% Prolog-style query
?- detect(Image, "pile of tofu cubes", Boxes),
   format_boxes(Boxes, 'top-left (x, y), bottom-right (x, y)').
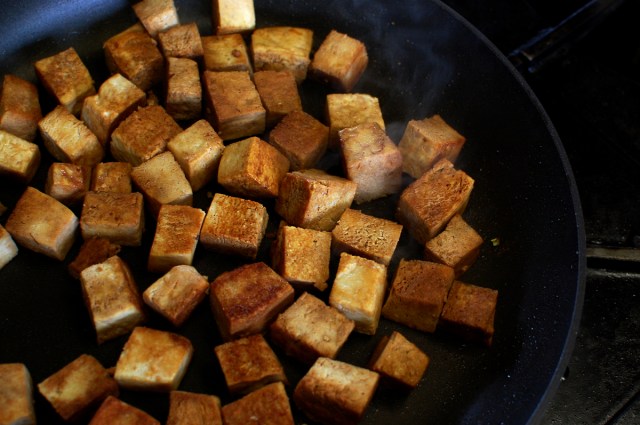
top-left (0, 0), bottom-right (499, 424)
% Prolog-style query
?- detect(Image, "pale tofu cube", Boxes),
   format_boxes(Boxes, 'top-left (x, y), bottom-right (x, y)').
top-left (133, 0), bottom-right (180, 38)
top-left (67, 237), bottom-right (121, 279)
top-left (5, 187), bottom-right (78, 260)
top-left (80, 191), bottom-right (145, 246)
top-left (254, 70), bottom-right (302, 128)
top-left (326, 93), bottom-right (384, 148)
top-left (221, 382), bottom-right (293, 425)
top-left (251, 27), bottom-right (313, 83)
top-left (45, 162), bottom-right (91, 205)
top-left (269, 110), bottom-right (328, 170)
top-left (158, 22), bottom-right (204, 59)
top-left (80, 256), bottom-right (145, 343)
top-left (91, 162), bottom-right (133, 193)
top-left (0, 75), bottom-right (42, 142)
top-left (200, 193), bottom-right (268, 259)
top-left (202, 34), bottom-right (252, 73)
top-left (34, 47), bottom-right (95, 115)
top-left (368, 331), bottom-right (429, 389)
top-left (0, 130), bottom-right (40, 183)
top-left (212, 0), bottom-right (255, 35)
top-left (0, 224), bottom-right (19, 270)
top-left (329, 253), bottom-right (388, 335)
top-left (89, 396), bottom-right (160, 425)
top-left (167, 119), bottom-right (224, 191)
top-left (37, 354), bottom-right (119, 422)
top-left (114, 326), bottom-right (194, 391)
top-left (165, 57), bottom-right (202, 120)
top-left (217, 136), bottom-right (290, 198)
top-left (0, 363), bottom-right (36, 425)
top-left (309, 30), bottom-right (368, 92)
top-left (167, 391), bottom-right (222, 425)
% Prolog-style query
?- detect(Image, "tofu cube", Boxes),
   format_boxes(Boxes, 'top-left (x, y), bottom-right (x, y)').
top-left (0, 363), bottom-right (36, 425)
top-left (329, 253), bottom-right (387, 335)
top-left (271, 223), bottom-right (332, 291)
top-left (114, 326), bottom-right (194, 391)
top-left (111, 105), bottom-right (182, 166)
top-left (91, 162), bottom-right (133, 193)
top-left (399, 114), bottom-right (467, 178)
top-left (214, 333), bottom-right (287, 395)
top-left (81, 73), bottom-right (147, 145)
top-left (39, 105), bottom-right (104, 166)
top-left (200, 193), bottom-right (268, 259)
top-left (326, 93), bottom-right (384, 148)
top-left (332, 208), bottom-right (403, 266)
top-left (202, 34), bottom-right (252, 73)
top-left (0, 75), bottom-right (42, 142)
top-left (270, 292), bottom-right (354, 365)
top-left (80, 191), bottom-right (145, 246)
top-left (0, 224), bottom-right (19, 270)
top-left (439, 280), bottom-right (498, 347)
top-left (34, 47), bottom-right (95, 115)
top-left (202, 70), bottom-right (265, 140)
top-left (396, 159), bottom-right (475, 244)
top-left (131, 151), bottom-right (193, 216)
top-left (67, 237), bottom-right (121, 279)
top-left (293, 357), bottom-right (379, 425)
top-left (268, 110), bottom-right (328, 170)
top-left (251, 27), bottom-right (313, 83)
top-left (165, 57), bottom-right (202, 121)
top-left (143, 265), bottom-right (209, 326)
top-left (167, 391), bottom-right (222, 425)
top-left (369, 331), bottom-right (429, 389)
top-left (80, 256), bottom-right (145, 343)
top-left (89, 396), bottom-right (160, 425)
top-left (5, 187), bottom-right (77, 260)
top-left (45, 162), bottom-right (91, 205)
top-left (212, 0), bottom-right (255, 35)
top-left (309, 30), bottom-right (368, 92)
top-left (158, 22), bottom-right (204, 59)
top-left (217, 136), bottom-right (290, 198)
top-left (381, 259), bottom-right (455, 333)
top-left (275, 169), bottom-right (357, 231)
top-left (133, 0), bottom-right (180, 38)
top-left (424, 213), bottom-right (484, 277)
top-left (0, 129), bottom-right (40, 183)
top-left (254, 71), bottom-right (302, 128)
top-left (167, 119), bottom-right (224, 191)
top-left (340, 122), bottom-right (403, 203)
top-left (147, 205), bottom-right (205, 273)
top-left (221, 382), bottom-right (293, 425)
top-left (37, 354), bottom-right (119, 422)
top-left (209, 262), bottom-right (294, 341)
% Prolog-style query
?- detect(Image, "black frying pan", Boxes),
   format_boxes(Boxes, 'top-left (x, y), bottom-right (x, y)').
top-left (0, 0), bottom-right (585, 424)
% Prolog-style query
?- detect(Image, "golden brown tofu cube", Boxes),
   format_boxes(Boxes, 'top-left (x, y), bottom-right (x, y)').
top-left (165, 57), bottom-right (202, 121)
top-left (45, 162), bottom-right (91, 205)
top-left (200, 193), bottom-right (268, 259)
top-left (81, 73), bottom-right (147, 146)
top-left (143, 265), bottom-right (209, 326)
top-left (147, 205), bottom-right (205, 273)
top-left (396, 159), bottom-right (475, 244)
top-left (91, 162), bottom-right (133, 193)
top-left (215, 333), bottom-right (287, 395)
top-left (80, 191), bottom-right (145, 246)
top-left (329, 253), bottom-right (387, 335)
top-left (0, 130), bottom-right (40, 183)
top-left (424, 213), bottom-right (483, 277)
top-left (89, 396), bottom-right (160, 425)
top-left (5, 187), bottom-right (77, 260)
top-left (218, 136), bottom-right (290, 198)
top-left (202, 34), bottom-right (252, 72)
top-left (67, 237), bottom-right (121, 279)
top-left (293, 357), bottom-right (379, 425)
top-left (399, 114), bottom-right (466, 178)
top-left (439, 280), bottom-right (498, 347)
top-left (0, 224), bottom-right (19, 271)
top-left (221, 381), bottom-right (293, 425)
top-left (381, 259), bottom-right (454, 333)
top-left (0, 75), bottom-right (41, 142)
top-left (212, 0), bottom-right (255, 35)
top-left (202, 70), bottom-right (265, 140)
top-left (309, 30), bottom-right (368, 92)
top-left (39, 105), bottom-right (104, 166)
top-left (133, 0), bottom-right (180, 38)
top-left (269, 110), bottom-right (328, 170)
top-left (34, 47), bottom-right (95, 115)
top-left (114, 326), bottom-right (193, 391)
top-left (369, 331), bottom-right (429, 389)
top-left (37, 354), bottom-right (119, 422)
top-left (209, 262), bottom-right (294, 341)
top-left (331, 208), bottom-right (403, 266)
top-left (158, 22), bottom-right (204, 59)
top-left (251, 27), bottom-right (313, 83)
top-left (270, 292), bottom-right (354, 365)
top-left (275, 169), bottom-right (357, 231)
top-left (326, 93), bottom-right (384, 148)
top-left (254, 70), bottom-right (302, 128)
top-left (167, 391), bottom-right (222, 425)
top-left (111, 104), bottom-right (182, 166)
top-left (0, 363), bottom-right (36, 425)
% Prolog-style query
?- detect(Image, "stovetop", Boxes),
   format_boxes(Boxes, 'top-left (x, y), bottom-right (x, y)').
top-left (442, 0), bottom-right (640, 423)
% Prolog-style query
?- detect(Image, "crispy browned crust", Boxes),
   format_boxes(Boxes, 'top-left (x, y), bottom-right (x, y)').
top-left (254, 71), bottom-right (303, 128)
top-left (251, 26), bottom-right (313, 83)
top-left (202, 34), bottom-right (252, 72)
top-left (0, 363), bottom-right (36, 425)
top-left (91, 162), bottom-right (133, 194)
top-left (167, 391), bottom-right (222, 425)
top-left (325, 93), bottom-right (384, 148)
top-left (221, 382), bottom-right (294, 425)
top-left (269, 110), bottom-right (328, 170)
top-left (369, 331), bottom-right (430, 389)
top-left (0, 129), bottom-right (41, 183)
top-left (45, 163), bottom-right (91, 206)
top-left (68, 237), bottom-right (121, 279)
top-left (0, 74), bottom-right (42, 142)
top-left (89, 396), bottom-right (160, 425)
top-left (158, 23), bottom-right (204, 59)
top-left (165, 57), bottom-right (202, 121)
top-left (104, 29), bottom-right (164, 91)
top-left (80, 191), bottom-right (145, 246)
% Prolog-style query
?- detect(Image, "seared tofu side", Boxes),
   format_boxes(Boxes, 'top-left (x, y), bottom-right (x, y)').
top-left (91, 162), bottom-right (133, 194)
top-left (202, 34), bottom-right (252, 73)
top-left (0, 129), bottom-right (40, 183)
top-left (158, 22), bottom-right (204, 60)
top-left (220, 381), bottom-right (294, 425)
top-left (212, 0), bottom-right (255, 35)
top-left (268, 109), bottom-right (328, 170)
top-left (45, 162), bottom-right (92, 206)
top-left (165, 57), bottom-right (202, 121)
top-left (0, 363), bottom-right (36, 425)
top-left (309, 29), bottom-right (368, 92)
top-left (251, 26), bottom-right (313, 83)
top-left (369, 331), bottom-right (430, 389)
top-left (254, 70), bottom-right (303, 128)
top-left (89, 396), bottom-right (160, 425)
top-left (167, 391), bottom-right (223, 425)
top-left (0, 74), bottom-right (42, 142)
top-left (325, 93), bottom-right (384, 148)
top-left (80, 191), bottom-right (145, 246)
top-left (133, 0), bottom-right (180, 38)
